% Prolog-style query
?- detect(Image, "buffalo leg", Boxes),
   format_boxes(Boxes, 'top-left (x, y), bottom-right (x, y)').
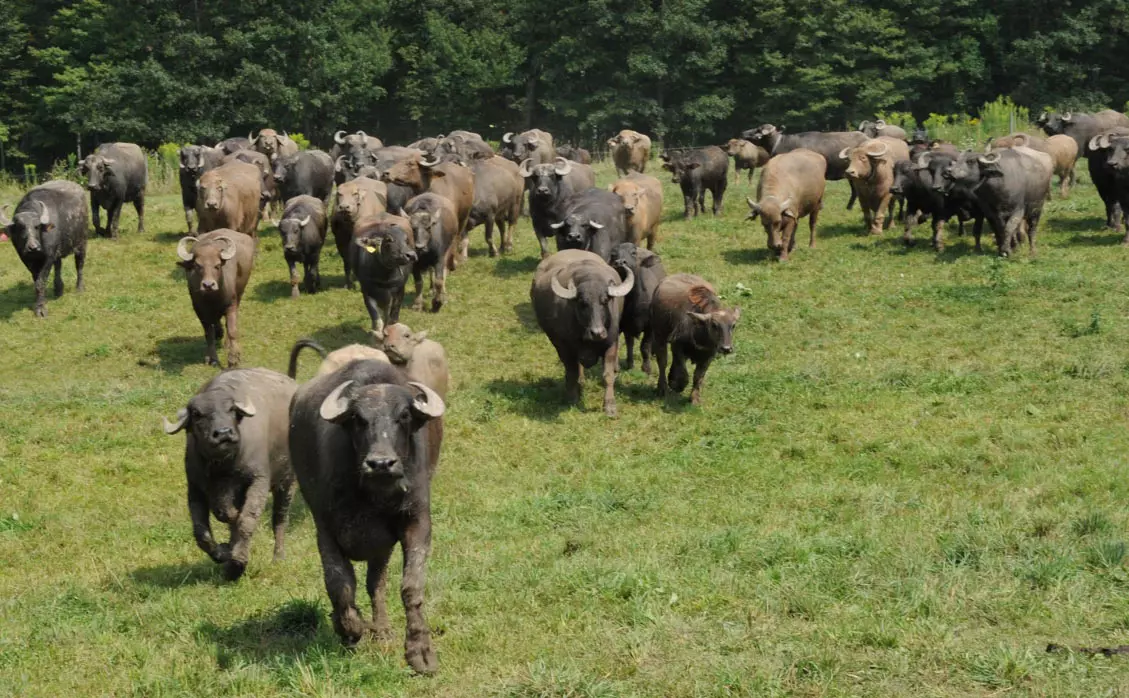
top-left (690, 357), bottom-right (714, 406)
top-left (602, 340), bottom-right (619, 417)
top-left (556, 346), bottom-right (581, 405)
top-left (270, 478), bottom-right (295, 561)
top-left (288, 258), bottom-right (301, 299)
top-left (809, 200), bottom-right (821, 248)
top-left (184, 206), bottom-right (196, 235)
top-left (223, 474), bottom-right (270, 581)
top-left (1026, 211), bottom-right (1042, 257)
top-left (872, 196), bottom-right (890, 235)
top-left (53, 258), bottom-right (64, 297)
top-left (640, 329), bottom-right (653, 375)
top-left (484, 217), bottom-right (497, 257)
top-left (224, 304), bottom-right (241, 368)
top-left (74, 242), bottom-right (86, 292)
top-left (861, 205), bottom-right (874, 237)
top-left (317, 529), bottom-right (365, 647)
top-left (364, 292), bottom-right (385, 336)
top-left (500, 218), bottom-right (513, 254)
top-left (399, 515), bottom-right (437, 674)
top-left (459, 224), bottom-right (470, 263)
top-left (536, 232), bottom-right (552, 259)
top-left (973, 216), bottom-right (984, 253)
top-left (712, 181), bottom-right (726, 216)
top-left (303, 259), bottom-right (317, 295)
top-left (31, 265), bottom-right (49, 318)
top-left (411, 266), bottom-right (426, 312)
top-left (623, 332), bottom-right (636, 371)
top-left (135, 195), bottom-right (145, 235)
top-left (188, 482), bottom-right (228, 563)
top-left (931, 215), bottom-right (945, 252)
top-left (432, 259), bottom-right (448, 313)
top-left (779, 220), bottom-right (796, 261)
top-left (202, 319), bottom-right (219, 365)
top-left (91, 194), bottom-right (103, 237)
top-left (846, 180), bottom-right (858, 210)
top-left (388, 286), bottom-right (404, 325)
top-left (683, 193), bottom-right (694, 219)
top-left (669, 345), bottom-right (690, 393)
top-left (365, 538), bottom-right (396, 639)
top-left (655, 338), bottom-right (670, 396)
top-left (108, 199), bottom-right (124, 239)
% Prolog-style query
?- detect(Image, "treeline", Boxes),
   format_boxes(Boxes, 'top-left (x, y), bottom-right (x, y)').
top-left (3, 0), bottom-right (1129, 168)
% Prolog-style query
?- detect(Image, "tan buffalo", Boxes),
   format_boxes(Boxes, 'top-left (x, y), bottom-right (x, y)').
top-left (841, 137), bottom-right (911, 235)
top-left (610, 173), bottom-right (663, 250)
top-left (608, 130), bottom-right (652, 175)
top-left (745, 149), bottom-right (826, 261)
top-left (196, 161), bottom-right (263, 237)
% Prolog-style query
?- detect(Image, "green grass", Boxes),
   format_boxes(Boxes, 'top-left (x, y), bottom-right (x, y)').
top-left (4, 160), bottom-right (1129, 696)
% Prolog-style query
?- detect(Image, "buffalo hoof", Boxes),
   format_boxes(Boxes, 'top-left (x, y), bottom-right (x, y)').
top-left (210, 543), bottom-right (233, 563)
top-left (431, 299), bottom-right (444, 314)
top-left (488, 247), bottom-right (498, 258)
top-left (34, 306), bottom-right (47, 319)
top-left (290, 285), bottom-right (300, 299)
top-left (411, 297), bottom-right (425, 312)
top-left (204, 356), bottom-right (219, 366)
top-left (365, 619), bottom-right (393, 641)
top-left (405, 644), bottom-right (438, 675)
top-left (222, 559), bottom-right (246, 581)
top-left (903, 236), bottom-right (915, 247)
top-left (604, 402), bottom-right (618, 418)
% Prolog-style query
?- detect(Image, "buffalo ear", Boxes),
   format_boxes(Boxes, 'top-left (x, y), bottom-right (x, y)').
top-left (731, 307), bottom-right (742, 322)
top-left (640, 253), bottom-right (661, 268)
top-left (688, 311), bottom-right (712, 324)
top-left (163, 408), bottom-right (189, 435)
top-left (686, 162), bottom-right (701, 170)
top-left (687, 284), bottom-right (714, 309)
top-left (319, 380), bottom-right (354, 422)
top-left (233, 399), bottom-right (256, 418)
top-left (414, 330), bottom-right (428, 341)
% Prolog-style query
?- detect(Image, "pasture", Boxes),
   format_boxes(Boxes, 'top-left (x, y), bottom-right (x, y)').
top-left (3, 160), bottom-right (1129, 696)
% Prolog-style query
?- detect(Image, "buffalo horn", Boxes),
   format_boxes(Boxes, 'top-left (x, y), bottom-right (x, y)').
top-left (162, 408), bottom-right (189, 435)
top-left (176, 237), bottom-right (197, 262)
top-left (502, 132), bottom-right (514, 144)
top-left (875, 119), bottom-right (887, 129)
top-left (408, 382), bottom-right (446, 418)
top-left (233, 399), bottom-right (256, 417)
top-left (549, 220), bottom-right (566, 229)
top-left (420, 155), bottom-right (440, 168)
top-left (519, 158), bottom-right (534, 177)
top-left (334, 130), bottom-right (347, 145)
top-left (1089, 134), bottom-right (1108, 151)
top-left (215, 235), bottom-right (238, 260)
top-left (550, 271), bottom-right (578, 299)
top-left (608, 267), bottom-right (634, 298)
top-left (588, 220), bottom-right (604, 230)
top-left (553, 156), bottom-right (572, 176)
top-left (914, 152), bottom-right (932, 169)
top-left (838, 147), bottom-right (851, 160)
top-left (319, 380), bottom-right (353, 421)
top-left (1062, 112), bottom-right (1073, 122)
top-left (866, 142), bottom-right (889, 158)
top-left (298, 215), bottom-right (311, 227)
top-left (978, 152), bottom-right (1001, 165)
top-left (34, 200), bottom-right (50, 226)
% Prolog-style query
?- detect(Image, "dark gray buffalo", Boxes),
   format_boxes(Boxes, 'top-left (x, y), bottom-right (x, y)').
top-left (550, 188), bottom-right (630, 261)
top-left (521, 157), bottom-right (596, 258)
top-left (742, 124), bottom-right (867, 207)
top-left (2, 180), bottom-right (88, 318)
top-left (661, 146), bottom-right (728, 218)
top-left (279, 195), bottom-right (328, 298)
top-left (609, 242), bottom-right (666, 374)
top-left (891, 152), bottom-right (980, 250)
top-left (467, 156), bottom-right (523, 256)
top-left (162, 368), bottom-right (298, 581)
top-left (350, 212), bottom-right (417, 337)
top-left (530, 249), bottom-right (634, 417)
top-left (1086, 129), bottom-right (1129, 232)
top-left (942, 148), bottom-right (1053, 257)
top-left (1038, 110), bottom-right (1129, 156)
top-left (273, 150), bottom-right (334, 204)
top-left (179, 145), bottom-right (225, 234)
top-left (81, 142), bottom-right (147, 238)
top-left (288, 355), bottom-right (445, 674)
top-left (1101, 135), bottom-right (1129, 243)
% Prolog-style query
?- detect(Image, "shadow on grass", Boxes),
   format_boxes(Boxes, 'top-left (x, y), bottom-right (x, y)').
top-left (151, 335), bottom-right (207, 374)
top-left (0, 280), bottom-right (33, 321)
top-left (1068, 231), bottom-right (1125, 247)
top-left (130, 559), bottom-right (222, 588)
top-left (484, 377), bottom-right (575, 421)
top-left (615, 376), bottom-right (699, 413)
top-left (250, 279), bottom-right (295, 303)
top-left (512, 301), bottom-right (540, 333)
top-left (154, 230), bottom-right (188, 243)
top-left (722, 247), bottom-right (775, 265)
top-left (493, 255), bottom-right (539, 278)
top-left (198, 599), bottom-right (336, 665)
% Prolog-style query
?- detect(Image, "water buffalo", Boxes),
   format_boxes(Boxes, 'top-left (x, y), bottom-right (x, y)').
top-left (382, 322), bottom-right (450, 399)
top-left (288, 357), bottom-right (445, 674)
top-left (891, 152), bottom-right (977, 251)
top-left (279, 196), bottom-right (328, 298)
top-left (521, 157), bottom-right (597, 258)
top-left (176, 230), bottom-right (255, 366)
top-left (530, 249), bottom-right (634, 417)
top-left (858, 119), bottom-right (908, 141)
top-left (651, 274), bottom-right (740, 406)
top-left (3, 180), bottom-right (88, 317)
top-left (943, 147), bottom-right (1053, 256)
top-left (1085, 129), bottom-right (1129, 231)
top-left (435, 132), bottom-right (493, 162)
top-left (661, 146), bottom-right (728, 218)
top-left (162, 368), bottom-right (297, 581)
top-left (382, 154), bottom-right (474, 261)
top-left (179, 145), bottom-right (225, 233)
top-left (350, 212), bottom-right (417, 336)
top-left (502, 129), bottom-right (555, 165)
top-left (551, 188), bottom-right (630, 261)
top-left (841, 137), bottom-right (911, 235)
top-left (273, 150), bottom-right (334, 204)
top-left (332, 177), bottom-right (388, 288)
top-left (742, 125), bottom-right (867, 208)
top-left (724, 138), bottom-right (770, 184)
top-left (610, 173), bottom-right (663, 250)
top-left (556, 144), bottom-right (592, 164)
top-left (331, 130), bottom-right (383, 163)
top-left (81, 142), bottom-right (147, 238)
top-left (609, 242), bottom-right (666, 373)
top-left (223, 149), bottom-right (276, 219)
top-left (287, 339), bottom-right (391, 379)
top-left (467, 156), bottom-right (523, 256)
top-left (402, 193), bottom-right (459, 312)
top-left (745, 148), bottom-right (826, 261)
top-left (1102, 136), bottom-right (1129, 243)
top-left (1038, 110), bottom-right (1129, 156)
top-left (607, 130), bottom-right (652, 175)
top-left (216, 137), bottom-right (251, 155)
top-left (358, 146), bottom-right (424, 211)
top-left (250, 128), bottom-right (298, 162)
top-left (196, 161), bottom-right (263, 237)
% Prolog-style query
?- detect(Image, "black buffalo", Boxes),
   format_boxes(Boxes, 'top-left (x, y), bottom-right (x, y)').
top-left (81, 142), bottom-right (148, 238)
top-left (551, 188), bottom-right (630, 261)
top-left (660, 146), bottom-right (728, 218)
top-left (273, 150), bottom-right (334, 204)
top-left (179, 145), bottom-right (225, 234)
top-left (521, 156), bottom-right (596, 258)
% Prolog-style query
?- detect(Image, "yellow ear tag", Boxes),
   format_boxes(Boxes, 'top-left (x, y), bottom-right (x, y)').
top-left (364, 244), bottom-right (377, 253)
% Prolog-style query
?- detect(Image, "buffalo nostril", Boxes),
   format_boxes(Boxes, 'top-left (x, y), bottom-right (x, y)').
top-left (364, 457), bottom-right (397, 472)
top-left (212, 427), bottom-right (233, 439)
top-left (720, 345), bottom-right (733, 355)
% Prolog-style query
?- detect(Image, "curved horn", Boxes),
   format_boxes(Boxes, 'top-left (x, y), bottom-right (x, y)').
top-left (163, 408), bottom-right (189, 435)
top-left (0, 203), bottom-right (10, 226)
top-left (1062, 111), bottom-right (1073, 122)
top-left (587, 220), bottom-right (604, 230)
top-left (232, 399), bottom-right (256, 417)
top-left (553, 156), bottom-right (572, 176)
top-left (1012, 132), bottom-right (1029, 146)
top-left (838, 147), bottom-right (851, 160)
top-left (176, 236), bottom-right (197, 262)
top-left (419, 155), bottom-right (440, 168)
top-left (875, 119), bottom-right (887, 129)
top-left (550, 270), bottom-right (578, 299)
top-left (298, 215), bottom-right (311, 227)
top-left (978, 152), bottom-right (1001, 166)
top-left (745, 197), bottom-right (761, 218)
top-left (865, 142), bottom-right (889, 158)
top-left (608, 266), bottom-right (634, 298)
top-left (215, 235), bottom-right (238, 260)
top-left (502, 132), bottom-right (514, 144)
top-left (334, 130), bottom-right (347, 145)
top-left (280, 130), bottom-right (289, 141)
top-left (33, 200), bottom-right (50, 226)
top-left (549, 220), bottom-right (566, 229)
top-left (519, 158), bottom-right (534, 177)
top-left (914, 152), bottom-right (932, 169)
top-left (248, 131), bottom-right (257, 146)
top-left (355, 130), bottom-right (367, 140)
top-left (1089, 134), bottom-right (1108, 151)
top-left (319, 380), bottom-right (354, 421)
top-left (335, 155), bottom-right (346, 172)
top-left (408, 382), bottom-right (446, 418)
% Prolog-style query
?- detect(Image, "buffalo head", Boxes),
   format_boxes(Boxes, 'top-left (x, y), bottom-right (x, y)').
top-left (163, 390), bottom-right (257, 462)
top-left (177, 234), bottom-right (237, 292)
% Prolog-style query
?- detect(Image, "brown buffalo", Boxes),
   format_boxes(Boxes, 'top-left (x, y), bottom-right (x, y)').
top-left (607, 130), bottom-right (652, 175)
top-left (724, 138), bottom-right (770, 184)
top-left (250, 128), bottom-right (298, 162)
top-left (382, 155), bottom-right (474, 261)
top-left (196, 161), bottom-right (263, 237)
top-left (610, 173), bottom-right (663, 250)
top-left (841, 137), bottom-right (911, 235)
top-left (176, 230), bottom-right (255, 367)
top-left (745, 149), bottom-right (827, 261)
top-left (332, 177), bottom-right (388, 288)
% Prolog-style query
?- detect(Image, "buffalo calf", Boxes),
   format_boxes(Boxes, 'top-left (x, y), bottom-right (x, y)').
top-left (176, 230), bottom-right (255, 367)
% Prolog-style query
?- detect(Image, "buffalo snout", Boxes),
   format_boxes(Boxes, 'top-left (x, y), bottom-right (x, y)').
top-left (536, 186), bottom-right (550, 196)
top-left (212, 426), bottom-right (236, 441)
top-left (362, 454), bottom-right (403, 477)
top-left (200, 279), bottom-right (219, 292)
top-left (585, 326), bottom-right (607, 341)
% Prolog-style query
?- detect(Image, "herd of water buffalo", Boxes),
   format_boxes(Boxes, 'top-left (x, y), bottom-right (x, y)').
top-left (3, 109), bottom-right (1129, 673)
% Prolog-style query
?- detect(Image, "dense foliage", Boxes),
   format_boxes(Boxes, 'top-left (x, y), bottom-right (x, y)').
top-left (3, 0), bottom-right (1129, 166)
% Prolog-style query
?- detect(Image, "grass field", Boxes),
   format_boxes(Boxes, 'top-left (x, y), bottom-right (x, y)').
top-left (3, 160), bottom-right (1129, 697)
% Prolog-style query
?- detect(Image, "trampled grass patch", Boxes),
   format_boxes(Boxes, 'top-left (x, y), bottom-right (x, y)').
top-left (3, 161), bottom-right (1129, 695)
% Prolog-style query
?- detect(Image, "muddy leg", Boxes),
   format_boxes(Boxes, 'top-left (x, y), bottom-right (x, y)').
top-left (53, 258), bottom-right (64, 297)
top-left (400, 516), bottom-right (437, 674)
top-left (602, 340), bottom-right (620, 417)
top-left (690, 358), bottom-right (714, 406)
top-left (270, 478), bottom-right (295, 561)
top-left (366, 539), bottom-right (396, 639)
top-left (317, 529), bottom-right (365, 647)
top-left (224, 304), bottom-right (241, 368)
